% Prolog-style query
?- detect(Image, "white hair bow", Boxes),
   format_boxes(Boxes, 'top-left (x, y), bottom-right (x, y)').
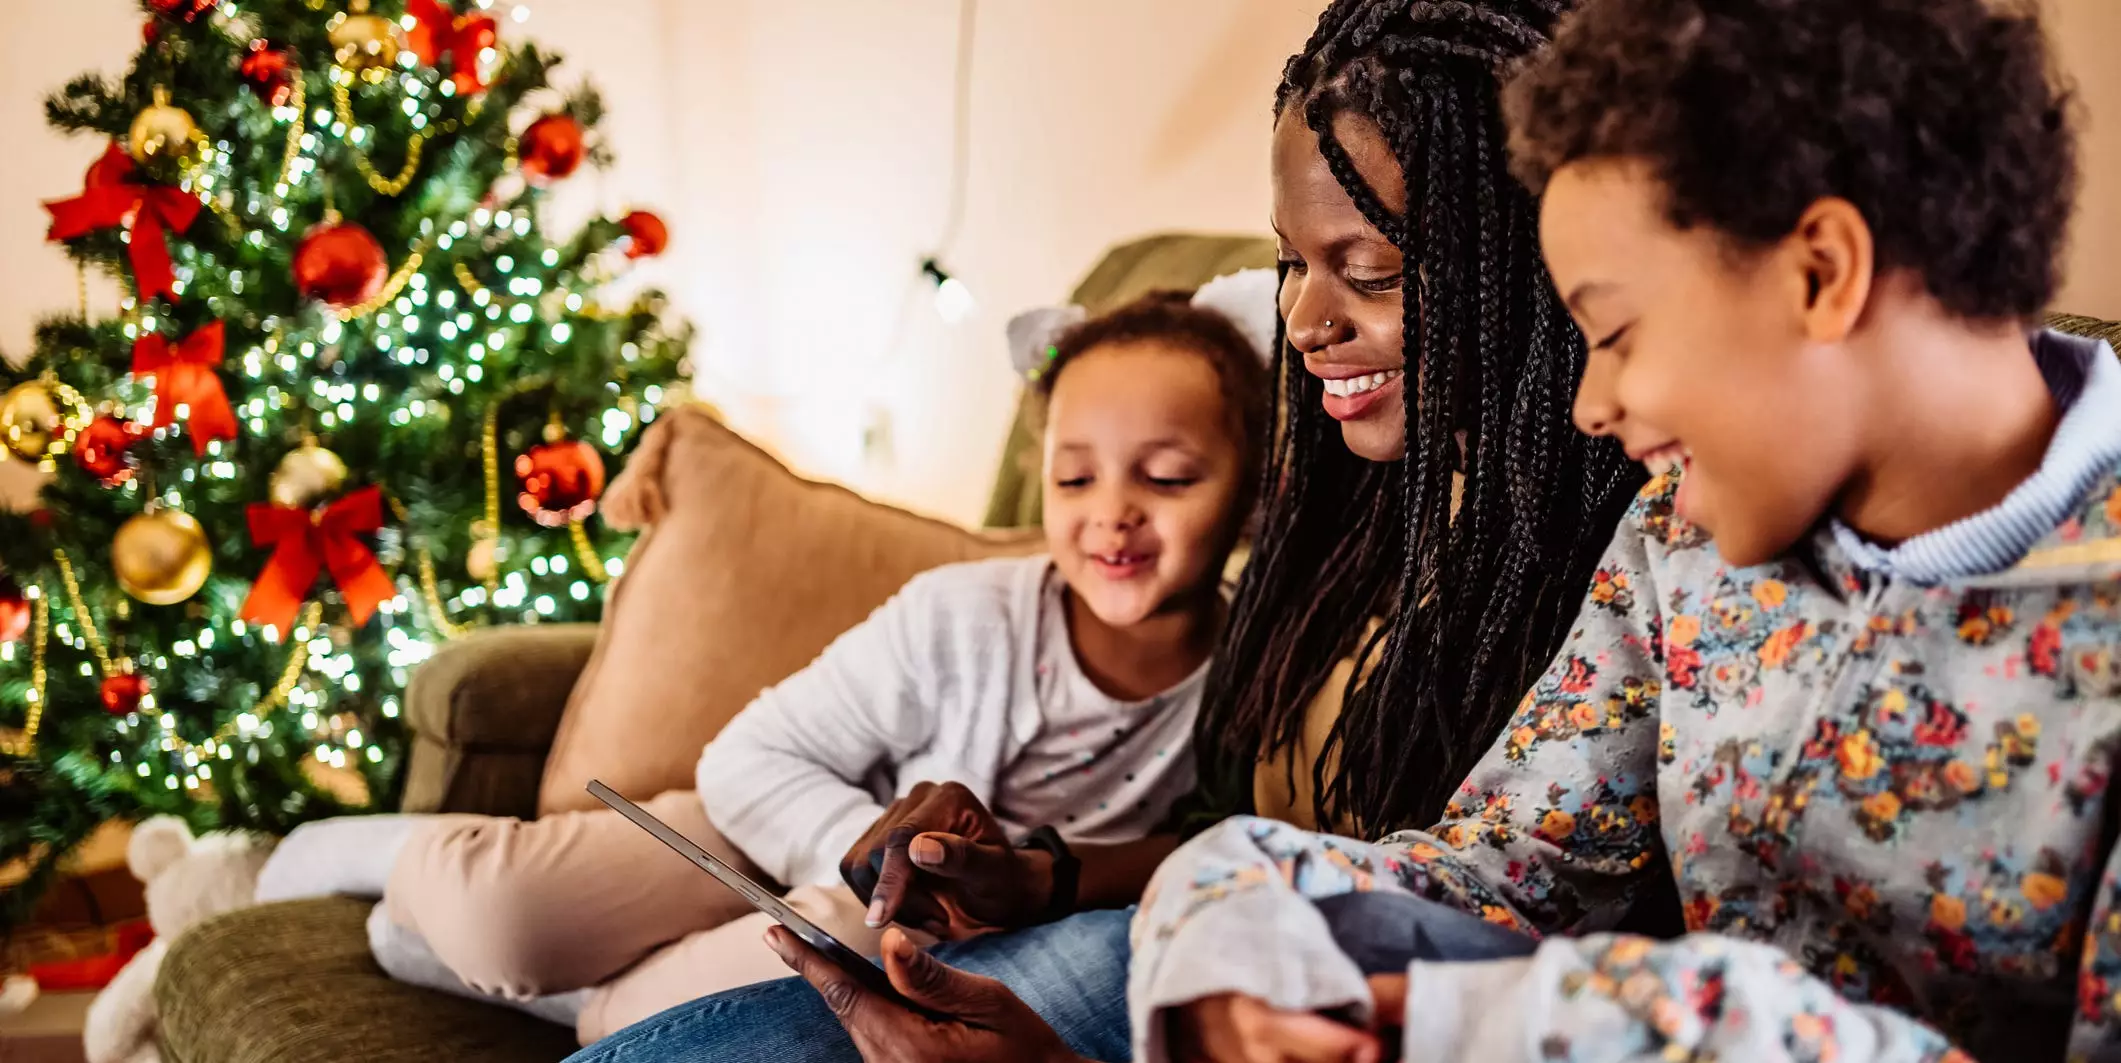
top-left (1003, 268), bottom-right (1281, 383)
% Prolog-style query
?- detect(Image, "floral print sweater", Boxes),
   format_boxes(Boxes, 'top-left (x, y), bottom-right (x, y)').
top-left (1128, 341), bottom-right (2121, 1063)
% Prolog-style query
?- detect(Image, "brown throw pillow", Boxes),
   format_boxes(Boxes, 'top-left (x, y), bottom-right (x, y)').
top-left (537, 405), bottom-right (1042, 816)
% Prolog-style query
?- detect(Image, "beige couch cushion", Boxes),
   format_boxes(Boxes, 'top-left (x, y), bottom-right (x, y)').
top-left (537, 405), bottom-right (1041, 816)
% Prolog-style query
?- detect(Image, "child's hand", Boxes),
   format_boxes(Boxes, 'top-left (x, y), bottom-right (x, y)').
top-left (841, 781), bottom-right (1054, 937)
top-left (1170, 978), bottom-right (1408, 1063)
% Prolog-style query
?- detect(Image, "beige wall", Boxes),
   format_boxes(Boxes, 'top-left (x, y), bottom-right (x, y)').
top-left (2052, 0), bottom-right (2121, 319)
top-left (1, 1), bottom-right (2114, 523)
top-left (642, 0), bottom-right (1328, 523)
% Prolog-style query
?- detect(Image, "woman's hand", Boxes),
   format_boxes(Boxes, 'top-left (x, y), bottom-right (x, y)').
top-left (1168, 977), bottom-right (1407, 1063)
top-left (767, 925), bottom-right (1094, 1063)
top-left (841, 781), bottom-right (1055, 937)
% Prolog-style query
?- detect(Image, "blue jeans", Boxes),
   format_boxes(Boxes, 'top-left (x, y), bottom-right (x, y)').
top-left (564, 892), bottom-right (1536, 1063)
top-left (563, 908), bottom-right (1137, 1063)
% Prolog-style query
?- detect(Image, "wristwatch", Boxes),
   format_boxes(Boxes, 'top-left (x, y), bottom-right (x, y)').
top-left (1017, 825), bottom-right (1081, 923)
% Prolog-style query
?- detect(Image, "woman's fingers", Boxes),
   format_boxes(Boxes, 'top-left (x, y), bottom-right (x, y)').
top-left (878, 928), bottom-right (1014, 1023)
top-left (764, 926), bottom-right (878, 1028)
top-left (1172, 996), bottom-right (1249, 1062)
top-left (1184, 995), bottom-right (1377, 1063)
top-left (1365, 973), bottom-right (1407, 1031)
top-left (1247, 1008), bottom-right (1381, 1063)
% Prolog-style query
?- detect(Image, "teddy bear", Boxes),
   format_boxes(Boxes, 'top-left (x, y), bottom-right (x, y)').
top-left (82, 816), bottom-right (274, 1063)
top-left (0, 972), bottom-right (34, 1018)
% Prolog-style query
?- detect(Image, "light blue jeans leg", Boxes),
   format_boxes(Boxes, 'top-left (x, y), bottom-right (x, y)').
top-left (565, 886), bottom-right (1541, 1063)
top-left (563, 907), bottom-right (1136, 1063)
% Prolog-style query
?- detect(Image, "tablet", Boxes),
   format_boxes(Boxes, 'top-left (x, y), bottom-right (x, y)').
top-left (587, 780), bottom-right (926, 1011)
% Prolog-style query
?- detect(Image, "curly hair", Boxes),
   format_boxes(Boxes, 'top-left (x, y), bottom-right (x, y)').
top-left (1034, 291), bottom-right (1276, 521)
top-left (1502, 0), bottom-right (2079, 321)
top-left (1182, 0), bottom-right (1644, 836)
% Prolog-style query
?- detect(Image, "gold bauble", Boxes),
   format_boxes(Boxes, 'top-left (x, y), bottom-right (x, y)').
top-left (128, 88), bottom-right (200, 166)
top-left (465, 519), bottom-right (500, 582)
top-left (269, 442), bottom-right (349, 509)
top-left (465, 538), bottom-right (499, 582)
top-left (113, 509), bottom-right (213, 606)
top-left (0, 382), bottom-right (60, 460)
top-left (329, 1), bottom-right (404, 80)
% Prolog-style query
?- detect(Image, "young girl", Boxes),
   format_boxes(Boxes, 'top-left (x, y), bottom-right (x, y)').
top-left (372, 283), bottom-right (1274, 1045)
top-left (1127, 1), bottom-right (2121, 1061)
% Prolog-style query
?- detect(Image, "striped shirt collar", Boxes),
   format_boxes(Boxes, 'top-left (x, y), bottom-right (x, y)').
top-left (1831, 329), bottom-right (2121, 584)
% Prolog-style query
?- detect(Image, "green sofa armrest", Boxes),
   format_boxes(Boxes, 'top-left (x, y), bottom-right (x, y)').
top-left (399, 623), bottom-right (598, 818)
top-left (159, 897), bottom-right (576, 1063)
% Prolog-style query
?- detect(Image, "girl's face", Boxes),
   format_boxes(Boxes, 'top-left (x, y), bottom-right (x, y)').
top-left (1042, 340), bottom-right (1247, 628)
top-left (1273, 109), bottom-right (1410, 462)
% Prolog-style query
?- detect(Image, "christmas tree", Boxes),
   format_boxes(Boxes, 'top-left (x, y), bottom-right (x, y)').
top-left (0, 0), bottom-right (688, 929)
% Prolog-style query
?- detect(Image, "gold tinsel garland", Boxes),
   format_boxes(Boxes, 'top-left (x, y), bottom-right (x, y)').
top-left (452, 261), bottom-right (489, 304)
top-left (52, 550), bottom-right (115, 677)
top-left (335, 240), bottom-right (428, 322)
top-left (2, 594), bottom-right (51, 757)
top-left (331, 73), bottom-right (426, 196)
top-left (569, 520), bottom-right (609, 584)
top-left (255, 602), bottom-right (325, 721)
top-left (480, 403), bottom-right (503, 597)
top-left (275, 76), bottom-right (308, 191)
top-left (384, 493), bottom-right (473, 641)
top-left (325, 61), bottom-right (487, 198)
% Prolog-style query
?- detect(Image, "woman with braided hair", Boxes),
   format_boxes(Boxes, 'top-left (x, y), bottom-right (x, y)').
top-left (563, 3), bottom-right (1642, 1061)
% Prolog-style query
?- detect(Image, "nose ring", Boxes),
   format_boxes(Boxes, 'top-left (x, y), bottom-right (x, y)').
top-left (1324, 319), bottom-right (1335, 329)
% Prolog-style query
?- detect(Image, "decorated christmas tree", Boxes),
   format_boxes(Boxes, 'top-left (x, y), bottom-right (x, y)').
top-left (0, 0), bottom-right (688, 928)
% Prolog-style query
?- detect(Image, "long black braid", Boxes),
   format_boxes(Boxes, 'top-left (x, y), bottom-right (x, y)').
top-left (1190, 0), bottom-right (1643, 837)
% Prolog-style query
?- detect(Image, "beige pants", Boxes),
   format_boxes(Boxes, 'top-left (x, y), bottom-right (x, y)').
top-left (384, 790), bottom-right (881, 1044)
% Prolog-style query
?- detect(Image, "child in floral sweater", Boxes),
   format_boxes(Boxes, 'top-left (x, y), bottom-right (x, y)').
top-left (1129, 2), bottom-right (2121, 1062)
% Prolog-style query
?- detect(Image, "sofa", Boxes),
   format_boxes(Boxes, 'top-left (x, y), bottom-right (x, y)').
top-left (152, 232), bottom-right (1278, 1063)
top-left (150, 241), bottom-right (2121, 1062)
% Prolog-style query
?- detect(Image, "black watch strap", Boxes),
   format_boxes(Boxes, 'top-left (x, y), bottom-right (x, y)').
top-left (1018, 825), bottom-right (1081, 922)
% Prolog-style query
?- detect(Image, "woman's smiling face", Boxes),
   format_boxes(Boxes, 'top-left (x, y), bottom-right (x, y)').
top-left (1273, 109), bottom-right (1410, 462)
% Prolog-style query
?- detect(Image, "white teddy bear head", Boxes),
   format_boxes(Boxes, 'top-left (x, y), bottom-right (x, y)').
top-left (126, 816), bottom-right (275, 940)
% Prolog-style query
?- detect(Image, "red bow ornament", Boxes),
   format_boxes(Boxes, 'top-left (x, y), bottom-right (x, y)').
top-left (407, 0), bottom-right (500, 94)
top-left (44, 142), bottom-right (202, 305)
top-left (241, 485), bottom-right (398, 635)
top-left (131, 321), bottom-right (237, 456)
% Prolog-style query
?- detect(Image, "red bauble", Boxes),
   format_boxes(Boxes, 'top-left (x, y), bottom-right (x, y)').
top-left (149, 0), bottom-right (219, 21)
top-left (0, 578), bottom-right (28, 645)
top-left (100, 674), bottom-right (150, 716)
top-left (620, 210), bottom-right (668, 259)
top-left (515, 439), bottom-right (605, 527)
top-left (517, 114), bottom-right (585, 185)
top-left (293, 222), bottom-right (388, 309)
top-left (74, 416), bottom-right (144, 485)
top-left (240, 40), bottom-right (296, 109)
